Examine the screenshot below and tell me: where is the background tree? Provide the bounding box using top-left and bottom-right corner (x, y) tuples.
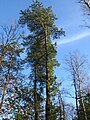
(0, 23), (23, 118)
(79, 0), (90, 9)
(79, 0), (90, 27)
(64, 50), (90, 120)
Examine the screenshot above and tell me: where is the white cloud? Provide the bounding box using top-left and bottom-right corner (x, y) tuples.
(58, 31), (90, 45)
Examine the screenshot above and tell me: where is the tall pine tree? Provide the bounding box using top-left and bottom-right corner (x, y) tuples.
(19, 1), (64, 120)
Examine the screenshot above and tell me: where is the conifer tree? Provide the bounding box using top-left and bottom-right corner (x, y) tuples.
(19, 1), (64, 120)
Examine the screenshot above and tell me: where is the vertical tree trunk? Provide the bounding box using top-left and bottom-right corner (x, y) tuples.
(62, 102), (65, 120)
(58, 93), (62, 120)
(79, 81), (87, 120)
(34, 65), (39, 120)
(0, 75), (8, 110)
(45, 30), (50, 120)
(80, 93), (87, 120)
(0, 56), (12, 110)
(60, 104), (62, 120)
(59, 93), (65, 120)
(73, 77), (80, 120)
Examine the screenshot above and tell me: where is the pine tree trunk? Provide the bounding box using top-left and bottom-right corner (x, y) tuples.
(45, 30), (50, 120)
(46, 77), (50, 120)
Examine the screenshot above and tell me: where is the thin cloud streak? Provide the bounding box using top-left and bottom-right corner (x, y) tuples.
(58, 32), (90, 45)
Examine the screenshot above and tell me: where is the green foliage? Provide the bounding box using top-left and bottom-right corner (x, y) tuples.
(19, 1), (64, 119)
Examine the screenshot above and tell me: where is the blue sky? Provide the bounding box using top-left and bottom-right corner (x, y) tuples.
(0, 0), (90, 104)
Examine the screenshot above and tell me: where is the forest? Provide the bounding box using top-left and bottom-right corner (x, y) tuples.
(0, 0), (90, 120)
